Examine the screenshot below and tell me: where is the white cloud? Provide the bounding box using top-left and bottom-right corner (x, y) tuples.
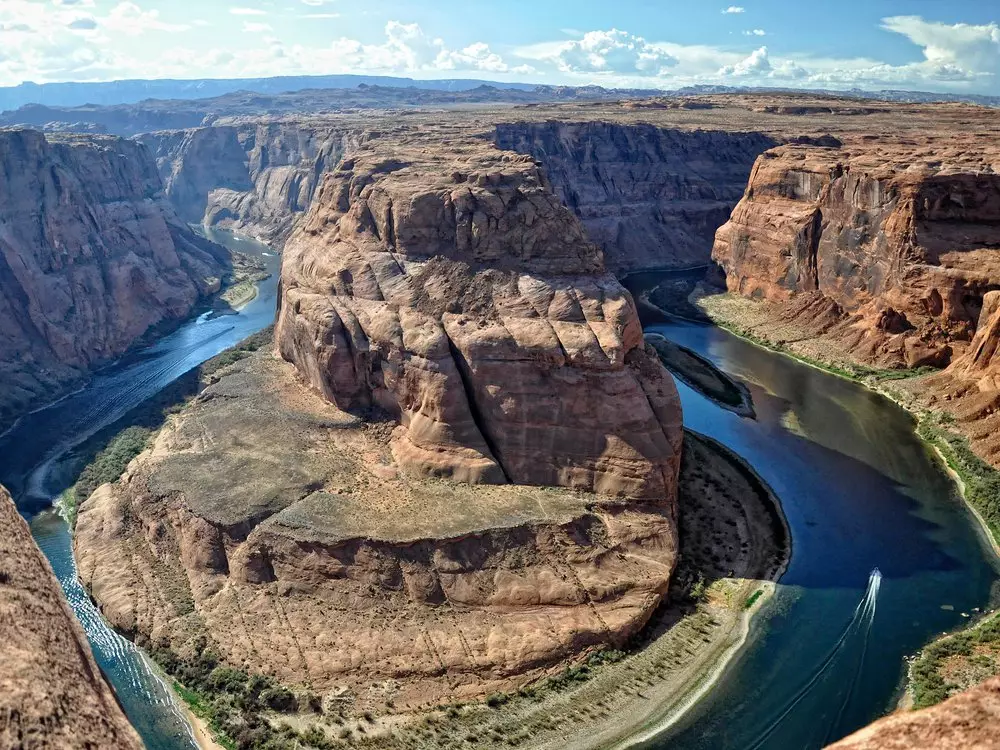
(743, 29), (766, 37)
(719, 45), (770, 76)
(304, 13), (339, 19)
(242, 21), (271, 33)
(105, 3), (189, 34)
(879, 15), (999, 82)
(722, 6), (745, 13)
(530, 29), (678, 76)
(301, 0), (334, 5)
(230, 7), (267, 15)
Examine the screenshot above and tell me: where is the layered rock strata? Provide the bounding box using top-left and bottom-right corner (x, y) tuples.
(495, 122), (775, 272)
(0, 486), (142, 749)
(714, 140), (1000, 369)
(76, 133), (684, 708)
(75, 347), (680, 708)
(140, 122), (365, 246)
(275, 134), (684, 498)
(0, 128), (226, 426)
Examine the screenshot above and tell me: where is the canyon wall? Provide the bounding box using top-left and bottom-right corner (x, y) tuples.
(713, 141), (1000, 368)
(0, 486), (142, 749)
(0, 129), (226, 426)
(139, 122), (366, 246)
(495, 121), (775, 272)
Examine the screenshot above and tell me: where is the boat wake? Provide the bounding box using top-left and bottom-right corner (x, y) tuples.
(747, 568), (882, 750)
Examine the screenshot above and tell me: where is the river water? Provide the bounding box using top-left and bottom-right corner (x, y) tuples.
(0, 230), (280, 750)
(2, 254), (997, 749)
(625, 274), (1000, 748)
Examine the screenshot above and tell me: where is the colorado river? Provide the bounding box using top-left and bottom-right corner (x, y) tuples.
(0, 230), (280, 750)
(2, 254), (998, 750)
(626, 272), (1000, 748)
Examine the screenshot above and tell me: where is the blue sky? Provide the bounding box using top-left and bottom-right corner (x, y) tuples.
(1, 0), (998, 93)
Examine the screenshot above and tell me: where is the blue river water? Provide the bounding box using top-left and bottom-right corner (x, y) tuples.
(630, 293), (1000, 748)
(0, 230), (280, 750)
(1, 255), (998, 749)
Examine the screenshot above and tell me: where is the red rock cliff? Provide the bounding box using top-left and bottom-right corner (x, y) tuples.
(275, 133), (684, 502)
(0, 486), (142, 749)
(714, 141), (1000, 368)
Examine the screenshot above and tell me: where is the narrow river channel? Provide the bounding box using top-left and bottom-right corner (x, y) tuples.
(2, 256), (998, 750)
(625, 271), (1000, 749)
(0, 230), (280, 750)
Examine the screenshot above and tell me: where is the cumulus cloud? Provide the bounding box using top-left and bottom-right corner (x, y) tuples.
(105, 3), (189, 33)
(535, 29), (678, 76)
(719, 45), (770, 76)
(743, 29), (765, 36)
(722, 6), (745, 13)
(880, 15), (999, 82)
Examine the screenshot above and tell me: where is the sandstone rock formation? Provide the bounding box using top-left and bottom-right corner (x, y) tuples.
(75, 132), (684, 709)
(0, 485), (142, 749)
(827, 677), (1000, 750)
(496, 122), (775, 272)
(275, 133), (684, 498)
(714, 140), (1000, 369)
(0, 128), (226, 427)
(75, 346), (680, 709)
(140, 122), (365, 246)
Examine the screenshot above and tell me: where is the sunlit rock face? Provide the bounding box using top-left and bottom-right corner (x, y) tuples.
(714, 142), (1000, 369)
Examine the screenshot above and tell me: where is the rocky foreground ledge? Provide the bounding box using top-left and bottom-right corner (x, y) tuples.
(0, 486), (141, 749)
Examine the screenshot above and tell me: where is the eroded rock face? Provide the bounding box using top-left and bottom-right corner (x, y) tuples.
(495, 121), (775, 272)
(0, 129), (225, 426)
(0, 486), (142, 749)
(714, 142), (1000, 368)
(826, 677), (1000, 750)
(74, 348), (679, 708)
(76, 133), (684, 708)
(275, 135), (684, 500)
(140, 122), (366, 246)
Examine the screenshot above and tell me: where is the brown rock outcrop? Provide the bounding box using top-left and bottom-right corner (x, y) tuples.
(495, 122), (775, 272)
(75, 347), (679, 709)
(0, 128), (225, 427)
(140, 122), (366, 246)
(0, 485), (142, 749)
(714, 141), (1000, 368)
(275, 132), (684, 498)
(826, 677), (1000, 750)
(76, 130), (685, 709)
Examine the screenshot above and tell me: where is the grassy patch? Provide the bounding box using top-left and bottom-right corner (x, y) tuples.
(151, 638), (333, 750)
(917, 412), (1000, 547)
(705, 315), (934, 385)
(59, 328), (273, 529)
(743, 590), (764, 610)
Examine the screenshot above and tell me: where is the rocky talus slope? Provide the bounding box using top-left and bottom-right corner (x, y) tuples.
(0, 486), (142, 750)
(75, 133), (684, 709)
(826, 677), (1000, 749)
(0, 128), (226, 427)
(713, 139), (1000, 369)
(140, 122), (366, 246)
(495, 122), (775, 272)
